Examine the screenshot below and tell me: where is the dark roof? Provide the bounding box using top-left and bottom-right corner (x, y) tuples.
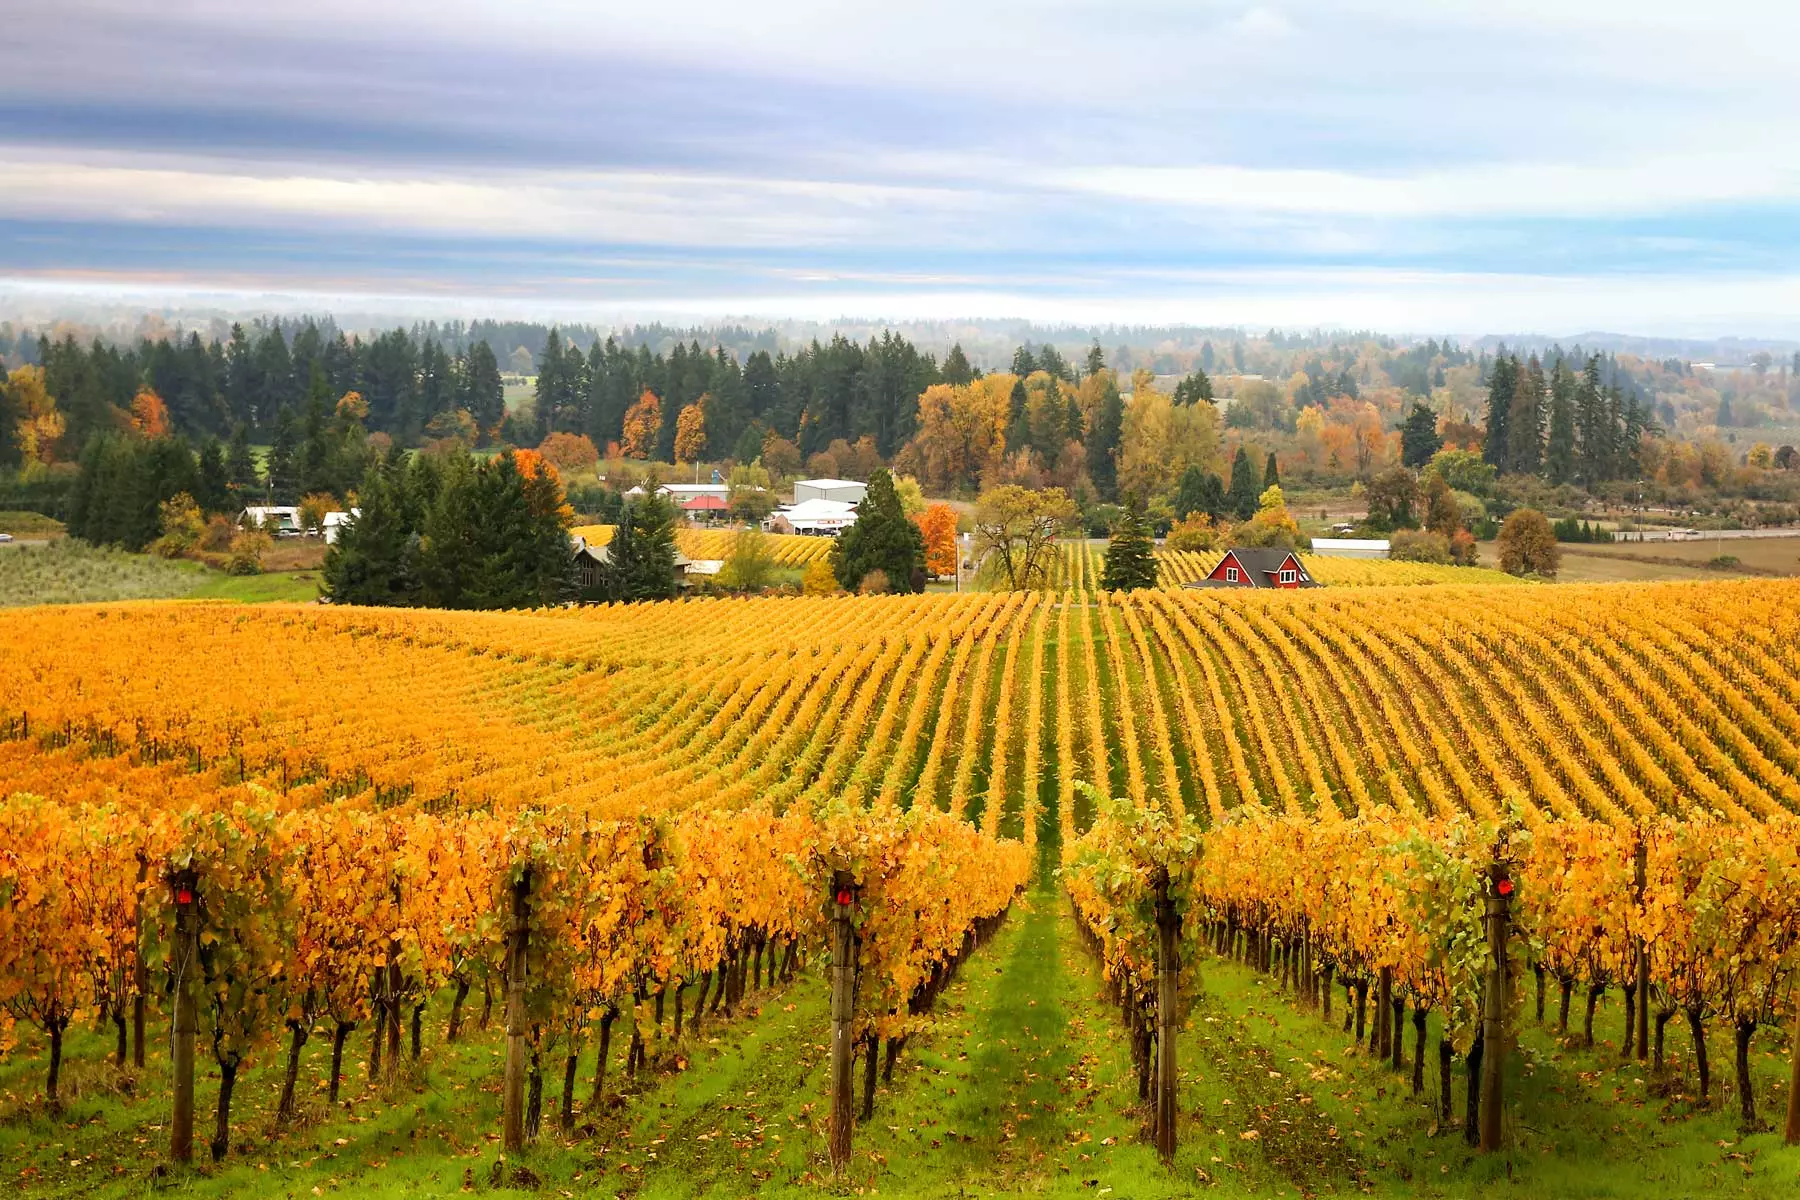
(1184, 547), (1317, 589)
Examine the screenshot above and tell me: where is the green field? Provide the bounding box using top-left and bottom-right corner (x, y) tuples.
(5, 883), (1795, 1199)
(0, 540), (321, 606)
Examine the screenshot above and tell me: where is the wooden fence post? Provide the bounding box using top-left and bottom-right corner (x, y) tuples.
(828, 870), (857, 1173)
(170, 868), (198, 1165)
(502, 868), (532, 1153)
(1786, 977), (1800, 1145)
(1153, 873), (1181, 1164)
(1479, 865), (1511, 1153)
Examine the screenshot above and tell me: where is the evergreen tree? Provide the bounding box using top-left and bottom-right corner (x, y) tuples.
(463, 340), (505, 441)
(1717, 396), (1734, 427)
(942, 344), (974, 387)
(1085, 343), (1106, 378)
(299, 366), (333, 496)
(321, 462), (415, 605)
(596, 492), (681, 602)
(195, 438), (231, 514)
(1482, 354), (1517, 468)
(1225, 446), (1260, 520)
(830, 468), (925, 592)
(1172, 465), (1226, 520)
(1506, 354), (1546, 476)
(1101, 496), (1159, 591)
(1545, 362), (1577, 485)
(1006, 377), (1030, 456)
(1576, 355), (1608, 487)
(1087, 375), (1125, 501)
(1010, 345), (1039, 378)
(225, 423), (258, 501)
(532, 329), (566, 443)
(1173, 369), (1213, 405)
(1400, 401), (1442, 467)
(1262, 451), (1280, 491)
(265, 406), (300, 503)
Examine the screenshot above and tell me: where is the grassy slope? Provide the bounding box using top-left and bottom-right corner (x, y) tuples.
(8, 886), (1797, 1199)
(0, 540), (320, 606)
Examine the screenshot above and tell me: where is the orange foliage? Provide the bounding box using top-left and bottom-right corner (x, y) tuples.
(914, 502), (959, 578)
(130, 390), (171, 439)
(536, 431), (600, 472)
(621, 391), (663, 460)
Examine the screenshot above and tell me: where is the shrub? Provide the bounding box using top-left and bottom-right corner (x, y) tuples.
(228, 530), (272, 576)
(801, 559), (838, 596)
(1165, 513), (1225, 554)
(149, 493), (204, 559)
(856, 568), (891, 595)
(1449, 529), (1480, 566)
(1390, 529), (1451, 564)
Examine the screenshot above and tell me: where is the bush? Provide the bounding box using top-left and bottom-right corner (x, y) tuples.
(856, 568), (891, 595)
(1497, 508), (1560, 577)
(228, 530), (272, 576)
(801, 559), (839, 596)
(1165, 513), (1225, 554)
(1449, 529), (1480, 566)
(1390, 529), (1451, 564)
(148, 493), (204, 559)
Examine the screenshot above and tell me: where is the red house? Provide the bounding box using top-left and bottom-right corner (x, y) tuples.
(1185, 547), (1317, 590)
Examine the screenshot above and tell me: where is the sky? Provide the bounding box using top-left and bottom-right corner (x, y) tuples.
(5, 0), (1800, 335)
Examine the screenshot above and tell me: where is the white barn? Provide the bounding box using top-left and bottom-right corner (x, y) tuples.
(793, 478), (867, 505)
(1310, 538), (1390, 559)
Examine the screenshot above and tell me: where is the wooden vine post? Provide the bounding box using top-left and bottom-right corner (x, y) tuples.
(828, 869), (858, 1173)
(1153, 871), (1180, 1164)
(501, 867), (532, 1153)
(1633, 834), (1649, 1062)
(169, 868), (199, 1165)
(1479, 863), (1512, 1153)
(1786, 976), (1800, 1145)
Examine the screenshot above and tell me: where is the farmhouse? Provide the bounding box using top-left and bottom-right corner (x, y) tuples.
(793, 477), (867, 505)
(1185, 547), (1317, 589)
(571, 533), (695, 591)
(769, 497), (858, 535)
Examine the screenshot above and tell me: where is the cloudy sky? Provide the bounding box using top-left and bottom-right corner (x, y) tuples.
(5, 0), (1800, 333)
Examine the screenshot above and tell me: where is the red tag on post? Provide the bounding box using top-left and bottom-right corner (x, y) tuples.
(1496, 879), (1514, 897)
(835, 888), (853, 906)
(177, 888), (194, 905)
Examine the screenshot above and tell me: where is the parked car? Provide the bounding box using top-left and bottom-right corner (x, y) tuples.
(0, 532), (13, 543)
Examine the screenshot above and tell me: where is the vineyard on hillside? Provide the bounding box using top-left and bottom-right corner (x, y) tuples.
(1043, 540), (1525, 591)
(571, 524), (835, 566)
(2, 580), (1800, 1174)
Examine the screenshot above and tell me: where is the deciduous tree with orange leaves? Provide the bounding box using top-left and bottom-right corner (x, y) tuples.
(914, 502), (959, 578)
(675, 400), (707, 464)
(621, 391), (663, 460)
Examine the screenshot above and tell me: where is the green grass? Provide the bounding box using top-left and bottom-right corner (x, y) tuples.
(185, 570), (322, 603)
(7, 886), (1794, 1198)
(0, 540), (321, 606)
(0, 510), (65, 538)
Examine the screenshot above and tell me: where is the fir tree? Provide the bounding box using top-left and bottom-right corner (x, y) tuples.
(1173, 369), (1213, 405)
(265, 406), (300, 503)
(942, 344), (974, 387)
(1506, 354), (1546, 476)
(322, 462), (415, 606)
(1225, 446), (1260, 520)
(195, 438), (231, 514)
(1482, 354), (1517, 469)
(1088, 376), (1125, 501)
(1263, 451), (1280, 491)
(1085, 342), (1106, 378)
(1173, 465), (1226, 520)
(1545, 361), (1577, 485)
(830, 468), (925, 592)
(1400, 401), (1442, 467)
(1101, 497), (1158, 591)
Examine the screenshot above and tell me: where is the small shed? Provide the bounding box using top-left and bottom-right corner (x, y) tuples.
(1184, 547), (1317, 590)
(794, 478), (867, 505)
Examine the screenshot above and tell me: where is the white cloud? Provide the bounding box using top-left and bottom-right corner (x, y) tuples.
(1227, 6), (1294, 40)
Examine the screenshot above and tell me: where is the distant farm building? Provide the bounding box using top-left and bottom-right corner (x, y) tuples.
(626, 483), (731, 506)
(1184, 548), (1317, 590)
(571, 533), (694, 591)
(770, 497), (858, 536)
(1309, 538), (1390, 559)
(793, 478), (867, 505)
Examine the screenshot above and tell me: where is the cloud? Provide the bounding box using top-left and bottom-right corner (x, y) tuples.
(1227, 6), (1294, 40)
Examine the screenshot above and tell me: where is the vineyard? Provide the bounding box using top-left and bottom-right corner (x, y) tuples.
(3, 581), (1800, 1194)
(570, 524), (834, 566)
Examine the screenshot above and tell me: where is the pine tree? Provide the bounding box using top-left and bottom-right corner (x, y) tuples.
(1482, 354), (1517, 468)
(1088, 376), (1125, 501)
(463, 340), (505, 442)
(1085, 343), (1106, 379)
(1101, 497), (1158, 591)
(942, 344), (974, 387)
(1576, 355), (1608, 487)
(195, 439), (231, 514)
(1173, 465), (1226, 520)
(322, 463), (415, 606)
(1011, 345), (1039, 377)
(1400, 402), (1442, 467)
(1225, 446), (1260, 520)
(1263, 451), (1280, 491)
(1545, 361), (1577, 485)
(1506, 355), (1546, 476)
(265, 407), (300, 503)
(1173, 369), (1213, 405)
(225, 423), (258, 502)
(830, 468), (925, 592)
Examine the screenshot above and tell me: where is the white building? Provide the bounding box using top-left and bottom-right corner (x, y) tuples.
(240, 505), (300, 534)
(1310, 538), (1390, 559)
(793, 478), (867, 505)
(322, 510), (359, 545)
(625, 483), (730, 504)
(770, 497), (858, 535)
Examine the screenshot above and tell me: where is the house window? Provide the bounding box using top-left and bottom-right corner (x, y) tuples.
(1281, 569), (1296, 583)
(1225, 566), (1240, 583)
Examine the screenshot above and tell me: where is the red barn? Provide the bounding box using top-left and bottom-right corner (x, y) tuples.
(1184, 547), (1316, 590)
